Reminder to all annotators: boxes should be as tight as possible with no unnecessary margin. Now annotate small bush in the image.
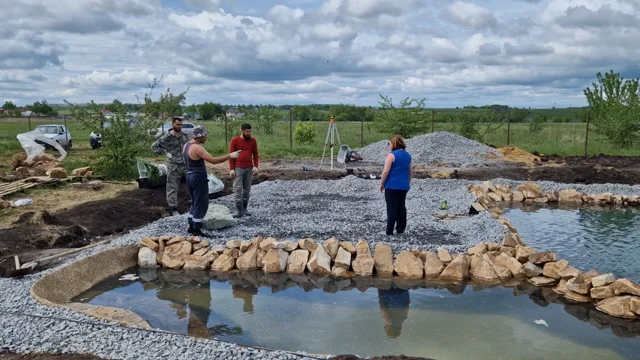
[529,115,547,134]
[294,121,317,145]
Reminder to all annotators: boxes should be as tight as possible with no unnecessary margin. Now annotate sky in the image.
[2,0,640,108]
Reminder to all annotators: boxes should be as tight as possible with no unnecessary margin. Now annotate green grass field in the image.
[1,117,638,174]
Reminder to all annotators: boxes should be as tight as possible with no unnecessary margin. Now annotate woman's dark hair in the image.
[389,135,406,150]
[241,123,252,130]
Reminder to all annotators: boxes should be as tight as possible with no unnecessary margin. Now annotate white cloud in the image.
[446,1,498,29]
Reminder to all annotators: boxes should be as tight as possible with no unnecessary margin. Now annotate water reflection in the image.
[378,288,410,338]
[503,204,640,281]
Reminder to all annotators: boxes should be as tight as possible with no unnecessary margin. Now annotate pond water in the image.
[502,205,640,282]
[76,269,640,360]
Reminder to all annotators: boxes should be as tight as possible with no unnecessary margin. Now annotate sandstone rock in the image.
[468,243,487,255]
[516,183,542,199]
[516,246,535,263]
[440,255,469,281]
[340,241,356,254]
[503,232,524,247]
[211,255,235,272]
[613,279,640,297]
[184,256,212,270]
[501,192,513,202]
[499,253,525,277]
[528,276,558,287]
[591,285,615,300]
[139,238,159,252]
[192,248,208,257]
[512,191,525,202]
[264,249,289,273]
[335,247,352,269]
[332,266,355,278]
[271,241,288,250]
[542,260,569,280]
[236,244,258,271]
[211,245,225,254]
[203,250,219,263]
[186,236,201,244]
[558,266,581,279]
[287,250,309,274]
[534,197,548,204]
[226,240,242,249]
[324,237,340,260]
[162,241,192,269]
[394,251,424,279]
[71,166,92,176]
[164,236,184,246]
[470,256,500,283]
[48,167,67,179]
[630,297,640,315]
[307,244,332,276]
[203,204,235,230]
[523,262,543,277]
[592,274,615,288]
[482,181,497,193]
[239,240,252,252]
[528,251,557,265]
[486,243,500,252]
[483,253,512,281]
[487,193,502,202]
[355,240,371,256]
[224,248,240,259]
[353,255,375,277]
[193,240,209,251]
[410,248,421,258]
[437,248,453,264]
[566,271,599,295]
[558,189,582,203]
[138,248,158,268]
[284,240,299,252]
[259,237,277,251]
[553,279,568,295]
[298,238,315,251]
[256,250,266,269]
[564,290,593,303]
[500,246,517,258]
[596,296,638,319]
[470,202,485,213]
[373,244,394,278]
[545,193,558,202]
[423,251,445,278]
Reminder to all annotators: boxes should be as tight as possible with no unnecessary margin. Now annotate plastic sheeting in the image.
[16,129,67,162]
[208,173,224,194]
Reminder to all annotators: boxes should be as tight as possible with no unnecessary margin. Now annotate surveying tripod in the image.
[319,116,341,171]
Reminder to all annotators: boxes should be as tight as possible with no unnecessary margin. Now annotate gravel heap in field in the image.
[357,131,502,166]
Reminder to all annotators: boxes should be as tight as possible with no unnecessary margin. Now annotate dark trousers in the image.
[385,189,408,235]
[187,172,209,230]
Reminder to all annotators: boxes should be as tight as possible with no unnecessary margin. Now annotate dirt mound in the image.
[496,146,540,164]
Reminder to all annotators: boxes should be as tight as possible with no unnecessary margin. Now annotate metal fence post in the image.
[584,110,590,156]
[507,110,511,146]
[28,116,32,131]
[64,115,69,149]
[361,115,364,147]
[431,109,435,133]
[289,109,293,150]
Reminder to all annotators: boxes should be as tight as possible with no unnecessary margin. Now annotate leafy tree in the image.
[510,108,530,123]
[584,70,640,148]
[27,99,53,115]
[247,105,281,135]
[294,121,317,145]
[2,101,16,110]
[66,77,187,180]
[105,99,123,113]
[372,95,427,138]
[291,106,311,121]
[199,102,217,120]
[529,115,547,134]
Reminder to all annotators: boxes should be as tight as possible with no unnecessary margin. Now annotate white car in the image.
[35,125,72,150]
[151,121,196,139]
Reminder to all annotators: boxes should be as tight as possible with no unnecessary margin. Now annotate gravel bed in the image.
[2,176,637,359]
[488,178,640,197]
[357,131,502,166]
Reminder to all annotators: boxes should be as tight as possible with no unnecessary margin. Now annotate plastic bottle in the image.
[12,198,34,207]
[440,200,448,210]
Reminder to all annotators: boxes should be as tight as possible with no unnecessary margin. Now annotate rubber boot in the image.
[243,200,252,216]
[171,207,180,216]
[232,202,243,218]
[188,217,193,233]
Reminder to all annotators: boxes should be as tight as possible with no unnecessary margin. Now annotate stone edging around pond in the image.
[469,181,640,208]
[138,232,640,321]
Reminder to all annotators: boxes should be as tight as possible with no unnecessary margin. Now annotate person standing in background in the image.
[379,136,413,236]
[229,123,259,218]
[151,116,188,216]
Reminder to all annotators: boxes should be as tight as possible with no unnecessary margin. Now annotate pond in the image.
[502,205,640,282]
[75,269,640,360]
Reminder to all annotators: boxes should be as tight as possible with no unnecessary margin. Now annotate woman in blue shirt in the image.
[379,136,413,236]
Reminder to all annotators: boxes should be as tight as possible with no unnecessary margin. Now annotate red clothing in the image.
[229,136,259,169]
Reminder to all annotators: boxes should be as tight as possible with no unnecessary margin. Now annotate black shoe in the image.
[232,213,243,218]
[242,200,251,216]
[243,210,252,216]
[170,207,180,216]
[188,227,206,236]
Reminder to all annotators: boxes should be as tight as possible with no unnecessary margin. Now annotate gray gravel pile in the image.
[357,131,502,166]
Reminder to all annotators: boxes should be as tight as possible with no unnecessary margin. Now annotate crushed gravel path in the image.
[1,177,638,359]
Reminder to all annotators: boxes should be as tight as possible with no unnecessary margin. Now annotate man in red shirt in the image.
[229,123,259,218]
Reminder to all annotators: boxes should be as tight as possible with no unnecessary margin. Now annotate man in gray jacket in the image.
[151,117,189,216]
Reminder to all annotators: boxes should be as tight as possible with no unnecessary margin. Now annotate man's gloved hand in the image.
[230,150,242,159]
[229,170,236,179]
[252,167,259,175]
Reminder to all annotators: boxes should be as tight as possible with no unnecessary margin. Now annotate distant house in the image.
[226,108,245,119]
[21,110,35,117]
[99,109,114,119]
